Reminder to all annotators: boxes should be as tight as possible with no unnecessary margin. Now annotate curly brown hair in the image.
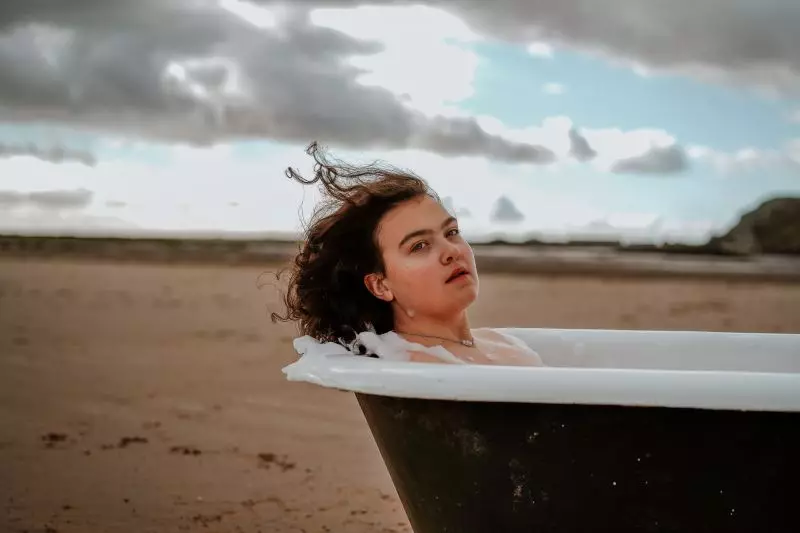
[271,142,440,345]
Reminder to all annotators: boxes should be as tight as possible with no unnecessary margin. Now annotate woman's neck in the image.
[393,311,472,344]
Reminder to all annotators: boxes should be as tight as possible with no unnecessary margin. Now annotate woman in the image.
[272,142,543,367]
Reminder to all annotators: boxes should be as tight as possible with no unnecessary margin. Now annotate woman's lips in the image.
[446,270,470,283]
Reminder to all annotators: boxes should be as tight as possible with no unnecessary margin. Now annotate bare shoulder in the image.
[472,327,527,348]
[473,327,544,366]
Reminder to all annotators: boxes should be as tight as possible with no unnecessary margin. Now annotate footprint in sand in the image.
[12,336,30,347]
[257,452,296,472]
[170,445,202,456]
[100,436,149,450]
[41,432,71,449]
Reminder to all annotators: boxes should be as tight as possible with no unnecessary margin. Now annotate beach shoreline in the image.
[2,235,799,282]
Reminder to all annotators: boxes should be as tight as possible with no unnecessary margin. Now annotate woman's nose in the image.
[440,240,460,264]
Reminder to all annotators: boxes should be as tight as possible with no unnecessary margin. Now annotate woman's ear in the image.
[364,273,394,302]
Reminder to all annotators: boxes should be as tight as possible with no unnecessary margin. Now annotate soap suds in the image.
[293,330,466,365]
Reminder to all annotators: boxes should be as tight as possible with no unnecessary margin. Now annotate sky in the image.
[0,0,799,244]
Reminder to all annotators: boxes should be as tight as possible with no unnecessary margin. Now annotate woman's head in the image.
[272,142,478,344]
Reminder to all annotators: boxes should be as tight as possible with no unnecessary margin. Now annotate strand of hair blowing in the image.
[270,141,435,346]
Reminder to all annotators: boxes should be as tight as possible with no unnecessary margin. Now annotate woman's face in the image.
[367,195,479,319]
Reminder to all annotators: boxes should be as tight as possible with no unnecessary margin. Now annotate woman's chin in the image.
[456,287,479,309]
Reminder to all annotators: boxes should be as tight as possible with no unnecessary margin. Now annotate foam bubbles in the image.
[291,329,466,366]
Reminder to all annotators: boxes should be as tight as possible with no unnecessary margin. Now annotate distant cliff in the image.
[708,197,800,256]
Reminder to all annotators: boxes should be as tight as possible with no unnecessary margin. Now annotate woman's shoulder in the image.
[472,327,528,348]
[472,327,544,366]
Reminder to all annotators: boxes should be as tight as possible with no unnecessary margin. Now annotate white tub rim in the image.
[282,327,800,412]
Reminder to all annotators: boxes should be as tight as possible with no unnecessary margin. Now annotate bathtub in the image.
[283,328,800,533]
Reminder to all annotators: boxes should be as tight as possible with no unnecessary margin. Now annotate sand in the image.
[1,257,798,533]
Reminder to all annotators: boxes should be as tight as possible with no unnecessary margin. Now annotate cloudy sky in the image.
[1,0,799,243]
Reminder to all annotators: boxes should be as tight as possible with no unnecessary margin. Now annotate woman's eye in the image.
[411,241,428,252]
[447,228,460,237]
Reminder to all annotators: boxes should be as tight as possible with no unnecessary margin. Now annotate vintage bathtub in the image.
[283,328,800,532]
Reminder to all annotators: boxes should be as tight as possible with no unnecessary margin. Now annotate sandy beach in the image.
[2,257,799,533]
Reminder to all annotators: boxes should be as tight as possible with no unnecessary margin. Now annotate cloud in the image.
[0,141,739,242]
[441,195,472,218]
[310,4,481,115]
[0,2,550,165]
[0,209,135,236]
[566,213,719,245]
[442,196,456,214]
[0,188,93,210]
[575,126,689,174]
[415,115,555,163]
[568,127,596,162]
[490,195,524,223]
[542,82,565,95]
[789,109,800,124]
[0,190,24,207]
[788,139,800,164]
[3,1,787,175]
[438,0,800,95]
[0,142,95,166]
[220,0,281,29]
[476,115,688,174]
[282,0,800,95]
[610,144,688,175]
[688,140,800,175]
[527,41,553,58]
